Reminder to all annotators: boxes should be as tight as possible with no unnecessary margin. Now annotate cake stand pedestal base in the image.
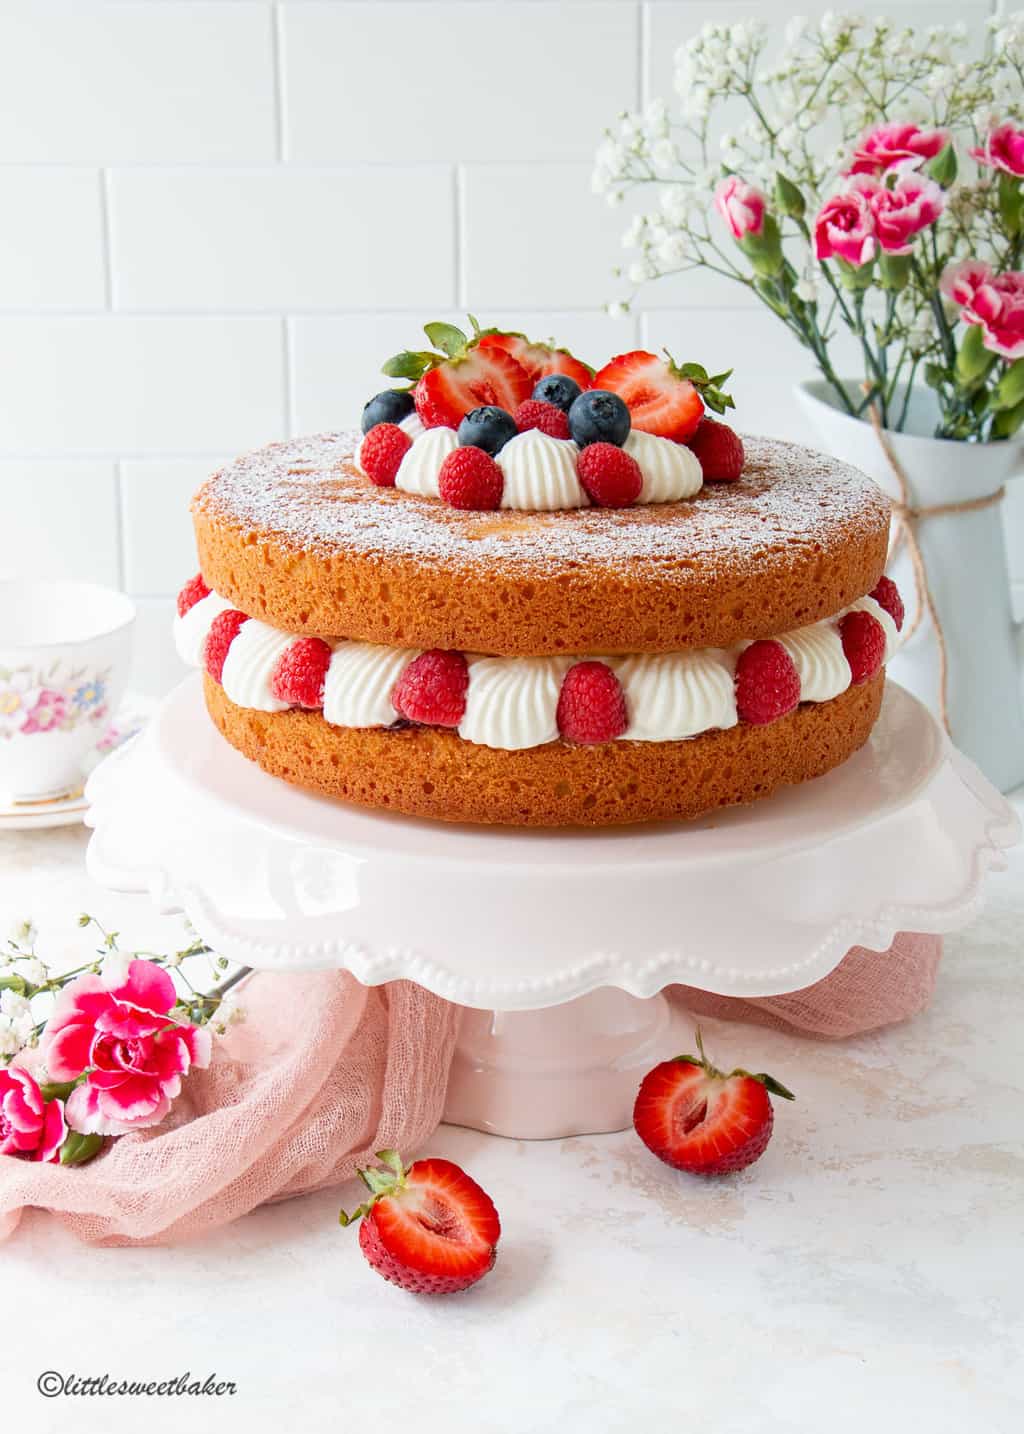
[445,987,689,1138]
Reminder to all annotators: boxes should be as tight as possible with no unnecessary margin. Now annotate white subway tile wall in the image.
[0,0,1016,698]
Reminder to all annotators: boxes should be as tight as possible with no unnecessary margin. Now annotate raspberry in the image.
[513,400,571,439]
[438,447,504,511]
[869,575,904,632]
[204,610,248,685]
[360,422,412,487]
[556,661,628,744]
[840,610,886,684]
[271,637,332,709]
[735,640,801,725]
[687,416,745,482]
[176,573,210,618]
[392,650,469,727]
[576,442,643,507]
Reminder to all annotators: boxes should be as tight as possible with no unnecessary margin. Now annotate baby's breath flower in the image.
[8,918,36,947]
[20,957,46,986]
[605,300,632,319]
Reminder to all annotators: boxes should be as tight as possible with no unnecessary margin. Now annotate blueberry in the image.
[361,389,416,434]
[457,405,518,456]
[532,374,582,413]
[568,389,631,448]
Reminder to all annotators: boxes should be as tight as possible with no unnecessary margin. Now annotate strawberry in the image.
[415,345,531,429]
[687,416,745,481]
[381,320,530,430]
[339,1151,500,1296]
[633,1031,794,1176]
[477,331,593,389]
[594,351,734,442]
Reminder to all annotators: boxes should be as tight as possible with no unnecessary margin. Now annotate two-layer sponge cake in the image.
[174,322,901,826]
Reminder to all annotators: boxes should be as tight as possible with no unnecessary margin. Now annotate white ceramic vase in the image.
[795,378,1024,794]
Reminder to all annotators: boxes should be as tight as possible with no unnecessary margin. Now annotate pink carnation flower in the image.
[942,261,1024,359]
[814,188,876,267]
[43,959,211,1137]
[714,176,767,240]
[0,1065,66,1163]
[847,122,949,175]
[971,122,1024,178]
[858,173,945,254]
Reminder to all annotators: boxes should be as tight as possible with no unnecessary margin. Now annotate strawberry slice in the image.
[477,331,593,389]
[633,1031,794,1176]
[594,351,734,443]
[340,1151,500,1295]
[415,345,531,429]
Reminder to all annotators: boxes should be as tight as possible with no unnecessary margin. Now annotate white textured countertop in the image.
[3,801,1023,1434]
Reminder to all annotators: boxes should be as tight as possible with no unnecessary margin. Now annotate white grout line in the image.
[453,166,465,310]
[112,459,127,591]
[638,2,648,111]
[270,2,287,163]
[282,317,296,438]
[97,168,115,310]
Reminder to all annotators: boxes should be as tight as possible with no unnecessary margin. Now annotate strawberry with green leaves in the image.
[383,319,532,430]
[339,1150,500,1295]
[633,1031,794,1176]
[594,351,734,442]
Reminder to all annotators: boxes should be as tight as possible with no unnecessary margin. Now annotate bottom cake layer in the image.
[203,670,885,827]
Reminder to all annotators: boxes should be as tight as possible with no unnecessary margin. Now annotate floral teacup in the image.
[0,580,135,802]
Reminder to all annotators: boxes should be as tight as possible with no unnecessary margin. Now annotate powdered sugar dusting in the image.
[193,430,890,578]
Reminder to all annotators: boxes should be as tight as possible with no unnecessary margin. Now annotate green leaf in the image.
[0,974,26,995]
[422,322,467,358]
[60,1132,104,1167]
[924,362,948,390]
[755,1073,796,1101]
[381,350,434,381]
[375,1149,405,1178]
[991,395,1024,438]
[926,142,958,188]
[359,1167,396,1197]
[991,357,1024,412]
[676,361,709,383]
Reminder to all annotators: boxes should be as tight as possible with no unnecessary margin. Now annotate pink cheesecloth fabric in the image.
[0,932,940,1247]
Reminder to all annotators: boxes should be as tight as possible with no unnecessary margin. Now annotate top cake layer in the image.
[192,431,890,657]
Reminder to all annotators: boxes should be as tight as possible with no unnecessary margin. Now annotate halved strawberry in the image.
[477,331,593,389]
[415,345,531,429]
[340,1151,500,1295]
[594,351,734,442]
[633,1031,793,1176]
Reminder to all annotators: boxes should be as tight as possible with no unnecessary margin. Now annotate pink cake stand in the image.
[84,676,1019,1139]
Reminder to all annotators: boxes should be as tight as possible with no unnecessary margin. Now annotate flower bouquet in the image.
[593,10,1024,792]
[594,10,1024,439]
